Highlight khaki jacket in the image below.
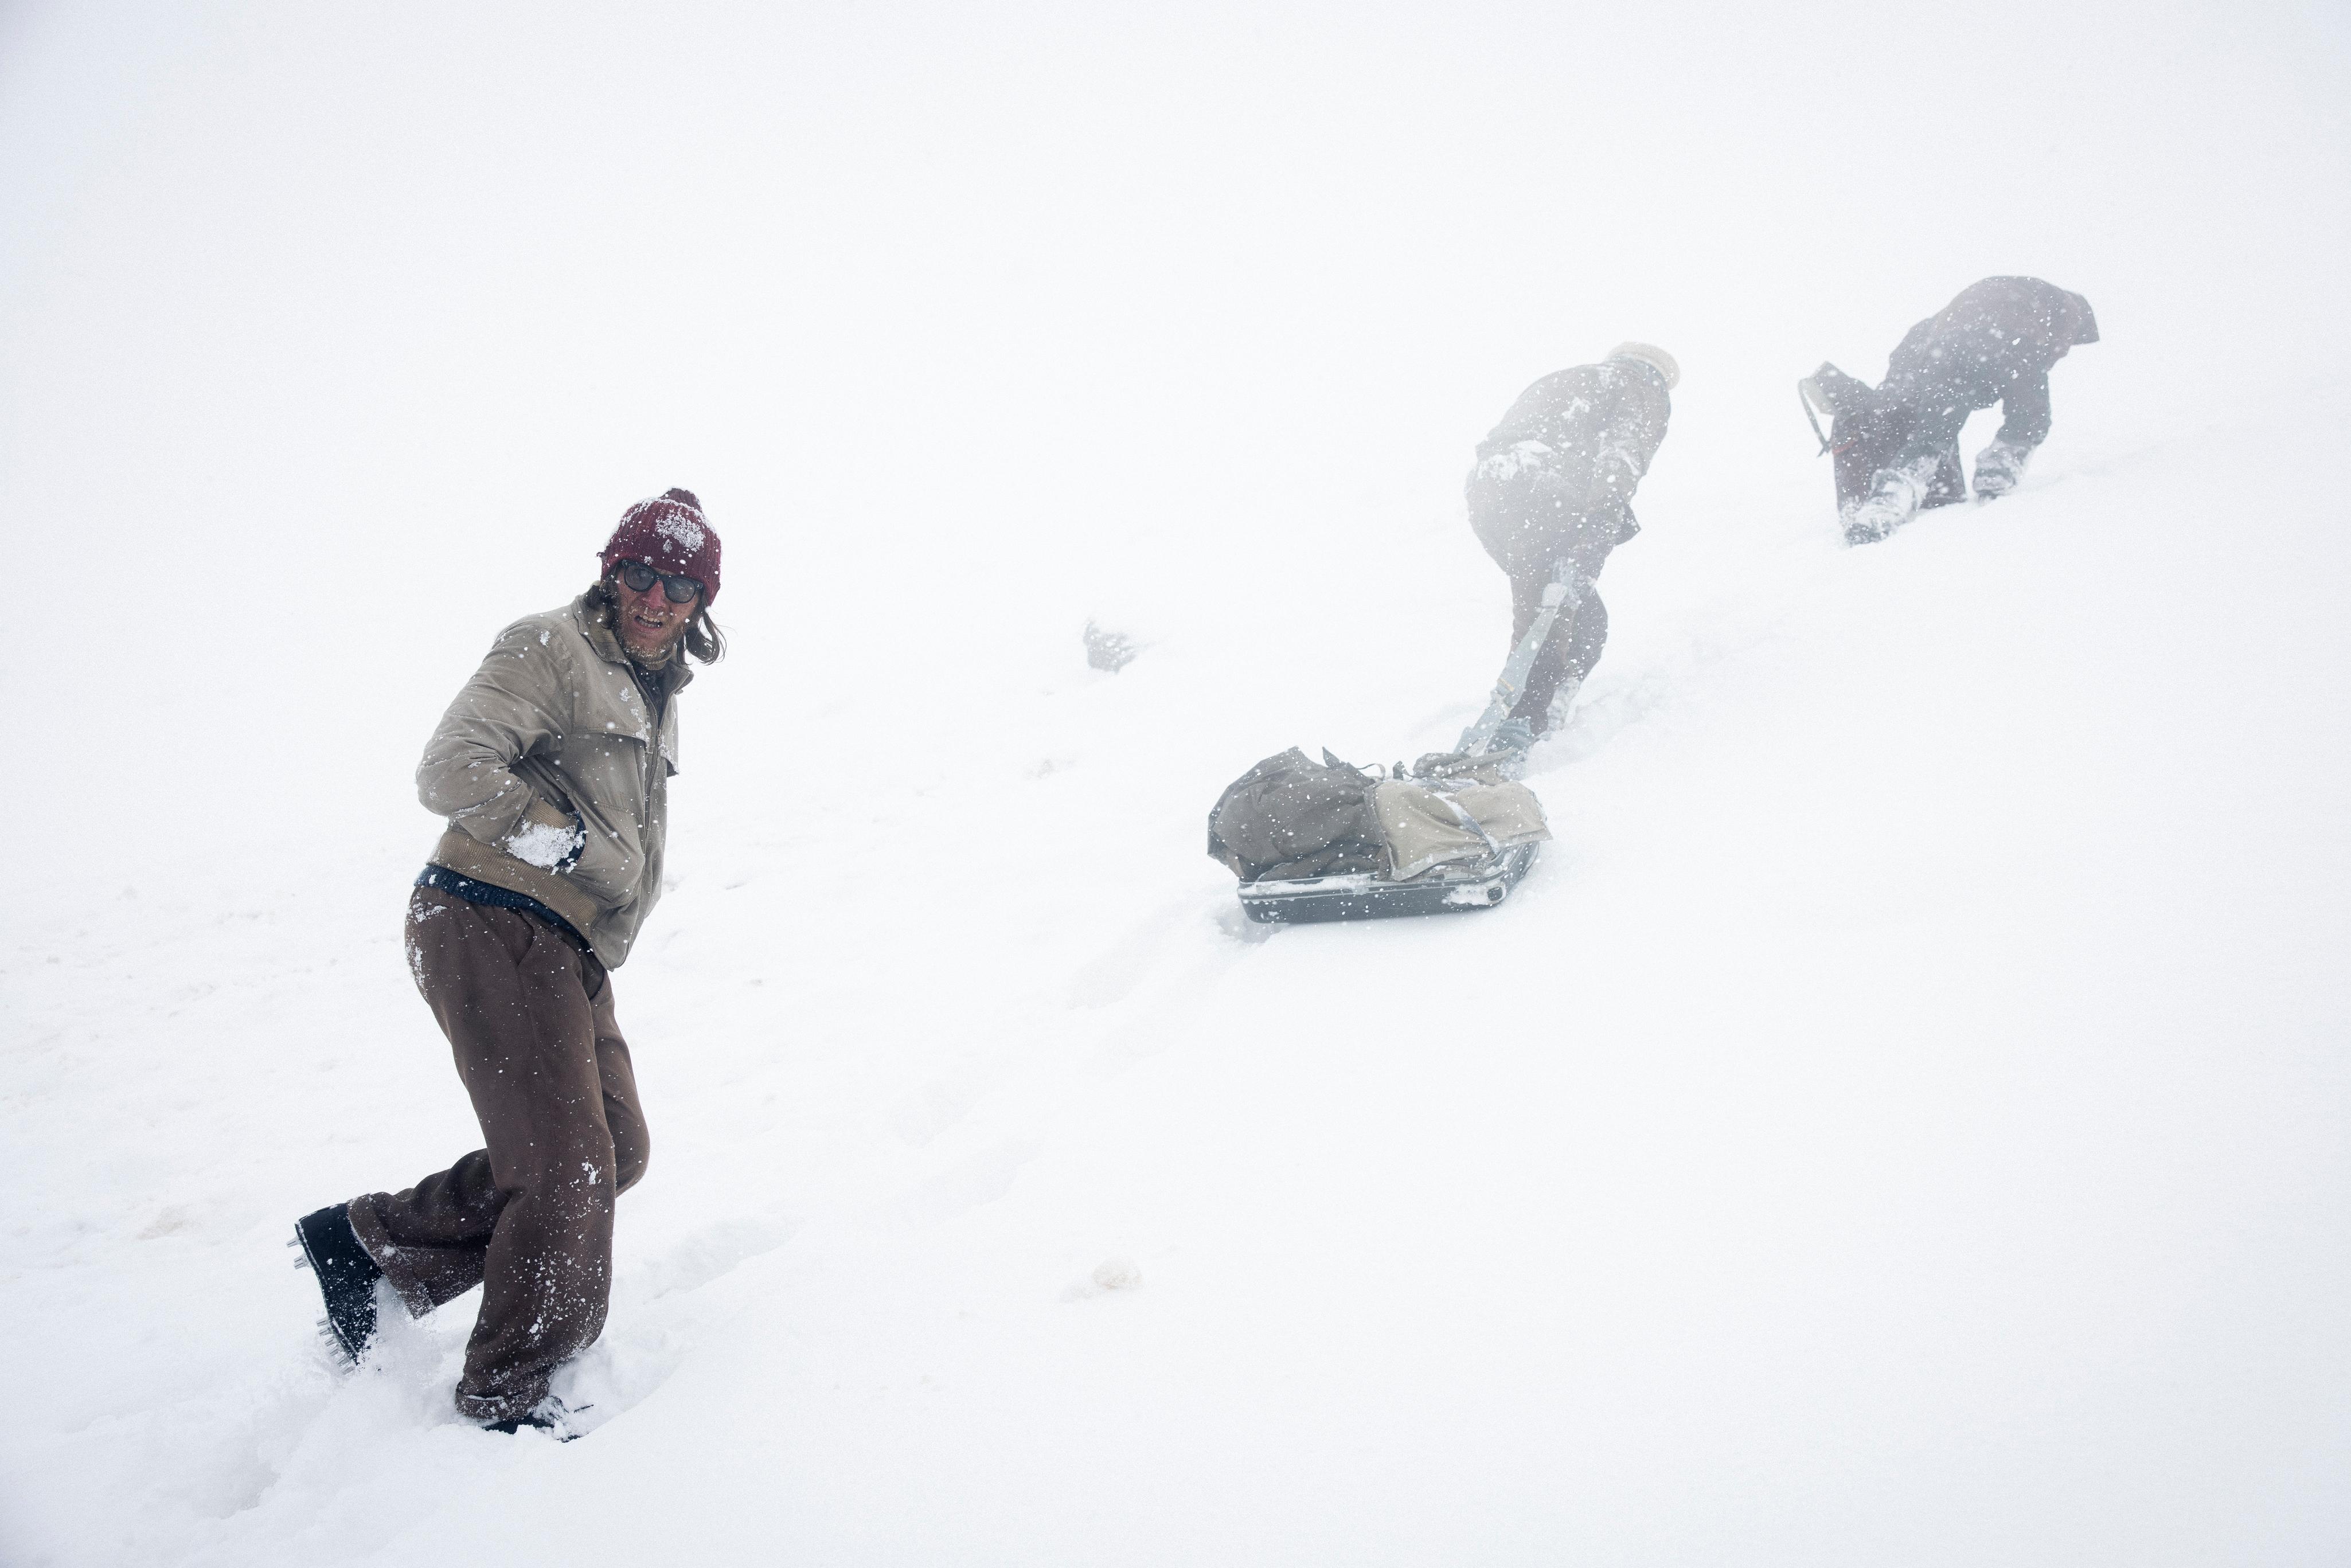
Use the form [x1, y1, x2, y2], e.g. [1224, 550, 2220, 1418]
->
[417, 592, 692, 967]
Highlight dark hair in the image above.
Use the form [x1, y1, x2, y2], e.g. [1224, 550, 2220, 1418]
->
[682, 607, 726, 664]
[588, 576, 727, 666]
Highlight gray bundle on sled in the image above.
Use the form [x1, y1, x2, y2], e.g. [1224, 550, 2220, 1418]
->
[1208, 748, 1550, 923]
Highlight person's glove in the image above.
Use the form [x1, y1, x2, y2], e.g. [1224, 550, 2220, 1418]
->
[1973, 438, 2033, 501]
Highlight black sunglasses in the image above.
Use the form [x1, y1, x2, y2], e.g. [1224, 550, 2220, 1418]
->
[618, 560, 703, 604]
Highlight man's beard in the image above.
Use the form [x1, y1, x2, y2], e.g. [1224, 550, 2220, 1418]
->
[600, 581, 690, 667]
[623, 623, 684, 669]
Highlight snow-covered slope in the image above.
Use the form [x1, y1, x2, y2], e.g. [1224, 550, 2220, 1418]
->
[3, 4, 2349, 1565]
[19, 371, 2351, 1567]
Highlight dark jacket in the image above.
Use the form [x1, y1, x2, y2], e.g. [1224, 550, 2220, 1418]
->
[1473, 359, 1672, 531]
[1877, 275, 2099, 448]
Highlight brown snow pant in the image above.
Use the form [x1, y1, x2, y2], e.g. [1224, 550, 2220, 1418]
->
[346, 887, 650, 1424]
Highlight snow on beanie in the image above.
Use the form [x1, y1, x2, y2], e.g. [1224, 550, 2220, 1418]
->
[1606, 342, 1680, 391]
[599, 487, 723, 605]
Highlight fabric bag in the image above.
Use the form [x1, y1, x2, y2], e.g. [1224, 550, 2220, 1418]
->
[1208, 748, 1550, 884]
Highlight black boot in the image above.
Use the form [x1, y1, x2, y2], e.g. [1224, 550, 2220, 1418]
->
[292, 1203, 382, 1365]
[483, 1396, 587, 1440]
[1972, 437, 2033, 500]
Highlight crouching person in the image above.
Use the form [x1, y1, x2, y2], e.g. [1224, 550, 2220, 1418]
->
[291, 488, 724, 1436]
[1466, 343, 1676, 750]
[1802, 275, 2099, 545]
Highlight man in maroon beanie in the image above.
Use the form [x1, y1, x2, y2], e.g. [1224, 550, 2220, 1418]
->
[290, 488, 724, 1436]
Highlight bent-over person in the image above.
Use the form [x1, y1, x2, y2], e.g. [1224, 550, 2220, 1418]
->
[1466, 342, 1676, 750]
[1802, 276, 2099, 545]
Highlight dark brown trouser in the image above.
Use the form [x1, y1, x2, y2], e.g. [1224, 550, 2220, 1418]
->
[346, 887, 650, 1424]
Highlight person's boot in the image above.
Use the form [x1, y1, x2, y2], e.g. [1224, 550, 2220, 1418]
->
[292, 1202, 383, 1365]
[1972, 437, 2033, 501]
[1540, 675, 1585, 738]
[1490, 717, 1538, 754]
[1842, 466, 1924, 546]
[483, 1395, 588, 1441]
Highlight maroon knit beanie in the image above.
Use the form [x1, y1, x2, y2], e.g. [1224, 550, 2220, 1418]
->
[600, 487, 723, 605]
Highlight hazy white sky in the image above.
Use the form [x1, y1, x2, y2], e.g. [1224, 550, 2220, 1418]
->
[1, 0, 2345, 740]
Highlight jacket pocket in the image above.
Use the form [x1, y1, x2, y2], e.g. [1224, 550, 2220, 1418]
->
[545, 734, 652, 909]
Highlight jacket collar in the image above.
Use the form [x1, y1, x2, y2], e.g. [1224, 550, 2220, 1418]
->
[571, 592, 697, 700]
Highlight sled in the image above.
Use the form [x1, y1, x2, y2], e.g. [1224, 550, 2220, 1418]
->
[1212, 557, 1571, 928]
[1237, 839, 1542, 924]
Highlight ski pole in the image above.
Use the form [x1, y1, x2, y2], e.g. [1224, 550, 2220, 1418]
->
[1458, 558, 1587, 756]
[1797, 378, 1833, 455]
